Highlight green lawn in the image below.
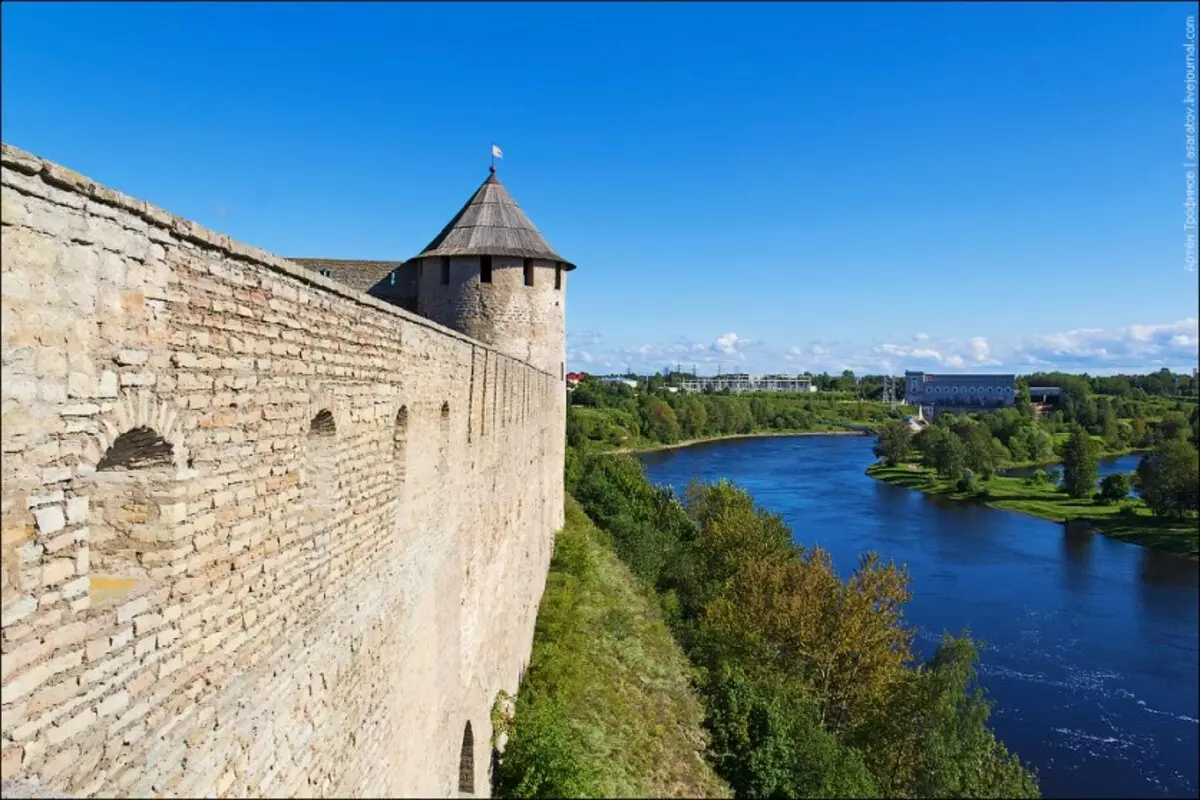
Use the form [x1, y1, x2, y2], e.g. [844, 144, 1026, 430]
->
[867, 462, 1198, 559]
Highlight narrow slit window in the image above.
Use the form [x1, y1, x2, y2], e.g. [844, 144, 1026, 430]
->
[390, 270, 396, 286]
[441, 256, 451, 285]
[458, 722, 475, 794]
[523, 259, 534, 287]
[555, 265, 563, 290]
[480, 255, 493, 284]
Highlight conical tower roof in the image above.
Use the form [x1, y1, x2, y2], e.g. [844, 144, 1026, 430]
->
[412, 169, 575, 270]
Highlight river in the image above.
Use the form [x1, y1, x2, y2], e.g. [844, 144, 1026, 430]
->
[638, 435, 1198, 799]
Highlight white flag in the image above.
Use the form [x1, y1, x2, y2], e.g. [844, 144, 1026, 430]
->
[492, 144, 503, 159]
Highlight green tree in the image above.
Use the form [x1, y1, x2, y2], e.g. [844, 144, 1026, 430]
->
[565, 407, 586, 449]
[1152, 411, 1191, 445]
[1097, 472, 1131, 504]
[676, 395, 708, 439]
[1135, 440, 1200, 518]
[1131, 417, 1150, 447]
[1060, 425, 1099, 499]
[932, 431, 970, 480]
[704, 665, 880, 799]
[1096, 401, 1119, 446]
[1015, 381, 1035, 418]
[873, 420, 914, 466]
[889, 635, 1041, 799]
[1007, 424, 1055, 464]
[643, 398, 681, 443]
[704, 548, 914, 739]
[956, 422, 1002, 478]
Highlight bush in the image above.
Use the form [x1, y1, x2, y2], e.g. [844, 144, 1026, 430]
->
[1025, 469, 1049, 487]
[956, 469, 979, 494]
[496, 697, 599, 798]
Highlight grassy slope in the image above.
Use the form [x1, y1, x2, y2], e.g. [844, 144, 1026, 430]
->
[505, 496, 730, 798]
[867, 462, 1198, 558]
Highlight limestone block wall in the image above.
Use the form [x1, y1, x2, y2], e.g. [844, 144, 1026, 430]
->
[0, 144, 566, 798]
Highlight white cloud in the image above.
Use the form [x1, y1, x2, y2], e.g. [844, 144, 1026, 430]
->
[1019, 317, 1198, 369]
[568, 318, 1199, 376]
[713, 332, 743, 354]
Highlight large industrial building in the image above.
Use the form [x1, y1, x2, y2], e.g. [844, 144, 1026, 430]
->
[904, 371, 1016, 411]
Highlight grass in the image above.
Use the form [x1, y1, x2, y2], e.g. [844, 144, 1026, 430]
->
[867, 462, 1199, 559]
[497, 496, 731, 799]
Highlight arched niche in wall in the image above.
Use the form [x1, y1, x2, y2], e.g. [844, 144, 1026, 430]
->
[78, 390, 192, 608]
[438, 401, 451, 476]
[458, 721, 475, 795]
[305, 408, 340, 526]
[87, 427, 178, 606]
[301, 389, 350, 573]
[394, 405, 409, 481]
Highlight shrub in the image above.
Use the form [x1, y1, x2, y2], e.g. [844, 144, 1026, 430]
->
[495, 697, 599, 798]
[956, 469, 979, 494]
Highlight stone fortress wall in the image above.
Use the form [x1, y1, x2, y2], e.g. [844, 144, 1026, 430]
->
[0, 144, 565, 797]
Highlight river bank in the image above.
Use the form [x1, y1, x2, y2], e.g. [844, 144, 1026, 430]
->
[638, 434, 1199, 799]
[606, 428, 869, 455]
[866, 462, 1198, 559]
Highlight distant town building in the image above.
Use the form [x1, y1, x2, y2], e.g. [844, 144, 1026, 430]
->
[680, 373, 817, 394]
[597, 376, 638, 389]
[905, 371, 1015, 410]
[1026, 385, 1064, 416]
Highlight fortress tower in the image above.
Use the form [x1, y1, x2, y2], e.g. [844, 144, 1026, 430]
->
[410, 167, 575, 378]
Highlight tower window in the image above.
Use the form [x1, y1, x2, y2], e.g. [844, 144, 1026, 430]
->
[523, 259, 534, 287]
[441, 256, 451, 285]
[390, 270, 396, 286]
[480, 255, 493, 284]
[555, 265, 562, 290]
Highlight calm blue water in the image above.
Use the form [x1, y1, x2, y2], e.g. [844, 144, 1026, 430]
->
[640, 435, 1199, 799]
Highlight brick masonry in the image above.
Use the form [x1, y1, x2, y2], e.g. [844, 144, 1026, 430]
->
[0, 143, 566, 797]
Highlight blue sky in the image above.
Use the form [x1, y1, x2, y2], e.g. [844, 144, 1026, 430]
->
[3, 2, 1197, 376]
